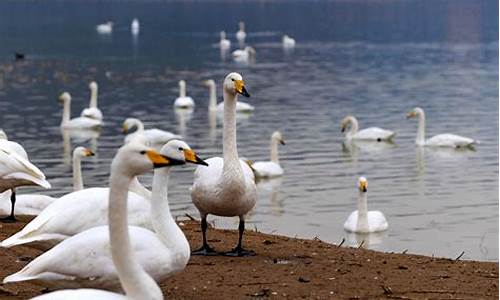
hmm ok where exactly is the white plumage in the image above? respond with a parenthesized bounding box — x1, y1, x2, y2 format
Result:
(59, 92, 101, 130)
(123, 118, 181, 149)
(219, 31, 230, 51)
(251, 131, 285, 178)
(341, 115, 395, 142)
(80, 81, 103, 121)
(173, 80, 195, 109)
(282, 35, 296, 48)
(96, 22, 113, 34)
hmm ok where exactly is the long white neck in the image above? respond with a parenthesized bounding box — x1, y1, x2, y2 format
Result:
(108, 169, 163, 300)
(270, 137, 280, 164)
(179, 82, 186, 98)
(61, 99, 71, 126)
(151, 167, 190, 266)
(416, 111, 426, 146)
(347, 116, 359, 137)
(132, 119, 144, 132)
(356, 191, 369, 231)
(208, 83, 217, 111)
(90, 86, 98, 108)
(129, 176, 152, 200)
(222, 90, 245, 190)
(72, 153, 83, 191)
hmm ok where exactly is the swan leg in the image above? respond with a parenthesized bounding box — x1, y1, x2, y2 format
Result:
(222, 217, 255, 257)
(191, 216, 217, 256)
(0, 189, 17, 223)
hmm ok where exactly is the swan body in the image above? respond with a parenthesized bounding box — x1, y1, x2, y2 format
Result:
(59, 92, 101, 130)
(80, 81, 103, 121)
(123, 118, 181, 149)
(25, 143, 175, 300)
(344, 177, 388, 233)
(131, 18, 140, 35)
(192, 73, 257, 256)
(341, 115, 395, 142)
(96, 22, 113, 34)
(173, 80, 195, 109)
(282, 35, 296, 48)
(251, 131, 285, 178)
(407, 107, 477, 148)
(236, 21, 246, 44)
(205, 79, 254, 114)
(219, 31, 230, 51)
(6, 140, 206, 291)
(232, 46, 256, 63)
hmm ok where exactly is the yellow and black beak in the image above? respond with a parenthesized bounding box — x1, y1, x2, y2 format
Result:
(280, 139, 286, 145)
(183, 149, 209, 166)
(84, 149, 95, 157)
(145, 150, 184, 168)
(235, 80, 250, 98)
(406, 111, 416, 119)
(359, 181, 367, 192)
(122, 124, 129, 134)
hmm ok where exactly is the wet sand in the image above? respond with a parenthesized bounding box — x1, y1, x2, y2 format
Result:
(0, 216, 497, 299)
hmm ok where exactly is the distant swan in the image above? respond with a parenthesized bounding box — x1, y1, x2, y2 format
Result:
(282, 35, 296, 48)
(80, 81, 103, 121)
(407, 107, 478, 148)
(251, 131, 285, 178)
(220, 31, 230, 51)
(59, 92, 101, 130)
(123, 118, 181, 149)
(341, 115, 395, 142)
(173, 80, 195, 109)
(232, 46, 256, 63)
(236, 21, 246, 45)
(205, 79, 254, 114)
(344, 177, 388, 233)
(131, 18, 140, 35)
(96, 21, 113, 34)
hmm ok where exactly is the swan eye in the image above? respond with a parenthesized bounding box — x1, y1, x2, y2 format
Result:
(231, 78, 235, 82)
(140, 151, 146, 155)
(178, 147, 183, 151)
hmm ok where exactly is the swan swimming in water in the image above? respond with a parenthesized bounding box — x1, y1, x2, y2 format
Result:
(236, 21, 246, 45)
(80, 81, 103, 121)
(59, 92, 101, 130)
(4, 140, 207, 290)
(131, 18, 140, 35)
(96, 21, 113, 34)
(122, 118, 181, 149)
(251, 131, 286, 178)
(232, 46, 256, 63)
(219, 31, 230, 51)
(282, 35, 296, 49)
(25, 143, 176, 300)
(341, 115, 395, 142)
(407, 107, 478, 148)
(173, 80, 195, 109)
(344, 177, 388, 233)
(191, 72, 257, 257)
(205, 79, 254, 114)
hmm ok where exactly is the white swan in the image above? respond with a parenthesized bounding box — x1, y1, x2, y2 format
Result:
(407, 107, 478, 148)
(236, 21, 246, 45)
(173, 80, 195, 109)
(80, 81, 103, 121)
(251, 131, 285, 178)
(219, 31, 230, 51)
(232, 46, 256, 63)
(9, 146, 94, 216)
(191, 72, 257, 257)
(282, 35, 296, 49)
(0, 136, 51, 222)
(131, 18, 140, 35)
(123, 118, 181, 149)
(59, 92, 101, 130)
(344, 177, 388, 233)
(27, 143, 170, 300)
(4, 140, 206, 290)
(341, 115, 395, 142)
(96, 21, 113, 34)
(205, 79, 254, 114)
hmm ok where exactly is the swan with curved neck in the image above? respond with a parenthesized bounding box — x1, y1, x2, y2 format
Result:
(59, 92, 101, 130)
(27, 143, 170, 300)
(407, 107, 477, 148)
(232, 46, 256, 63)
(173, 80, 195, 109)
(80, 81, 103, 121)
(344, 177, 388, 233)
(204, 79, 254, 114)
(341, 115, 395, 142)
(72, 146, 94, 191)
(192, 72, 257, 257)
(122, 118, 181, 149)
(251, 131, 286, 178)
(220, 31, 230, 51)
(3, 141, 208, 289)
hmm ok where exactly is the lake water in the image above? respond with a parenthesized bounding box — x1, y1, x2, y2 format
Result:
(0, 0, 498, 261)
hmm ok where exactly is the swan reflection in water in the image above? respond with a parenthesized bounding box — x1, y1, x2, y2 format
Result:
(256, 177, 283, 216)
(61, 128, 99, 166)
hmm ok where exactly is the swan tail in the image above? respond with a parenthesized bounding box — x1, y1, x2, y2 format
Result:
(4, 270, 75, 284)
(1, 232, 67, 248)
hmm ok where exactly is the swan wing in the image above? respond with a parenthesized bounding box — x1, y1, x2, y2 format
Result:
(144, 129, 182, 145)
(343, 211, 359, 232)
(174, 97, 195, 108)
(80, 107, 103, 121)
(354, 127, 395, 141)
(0, 144, 50, 189)
(14, 193, 57, 215)
(252, 161, 283, 178)
(235, 101, 255, 112)
(64, 117, 101, 130)
(31, 289, 125, 300)
(426, 134, 476, 147)
(367, 211, 388, 232)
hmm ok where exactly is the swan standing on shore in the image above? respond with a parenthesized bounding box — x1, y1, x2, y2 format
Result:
(341, 115, 395, 142)
(191, 73, 257, 257)
(344, 177, 388, 233)
(236, 21, 246, 46)
(205, 79, 254, 114)
(59, 92, 101, 130)
(4, 140, 207, 289)
(407, 107, 478, 148)
(123, 118, 181, 149)
(80, 81, 103, 121)
(251, 131, 286, 178)
(282, 35, 296, 49)
(131, 18, 140, 35)
(26, 143, 173, 300)
(219, 31, 230, 51)
(232, 46, 256, 63)
(173, 80, 195, 109)
(96, 22, 113, 34)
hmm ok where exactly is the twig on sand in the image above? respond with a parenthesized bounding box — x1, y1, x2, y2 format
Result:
(358, 240, 365, 248)
(184, 213, 196, 221)
(313, 236, 323, 242)
(454, 251, 465, 261)
(337, 238, 345, 248)
(401, 249, 408, 254)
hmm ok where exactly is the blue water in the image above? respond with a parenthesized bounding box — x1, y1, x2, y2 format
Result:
(0, 0, 497, 261)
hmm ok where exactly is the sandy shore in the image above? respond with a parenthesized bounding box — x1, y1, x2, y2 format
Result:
(0, 216, 497, 299)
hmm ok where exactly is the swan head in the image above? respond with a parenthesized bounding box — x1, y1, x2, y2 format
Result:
(122, 118, 141, 133)
(272, 131, 286, 145)
(179, 80, 186, 89)
(223, 72, 250, 98)
(58, 92, 71, 103)
(407, 107, 423, 119)
(340, 115, 355, 133)
(73, 146, 94, 158)
(160, 139, 208, 166)
(358, 176, 368, 193)
(203, 79, 216, 88)
(89, 81, 98, 90)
